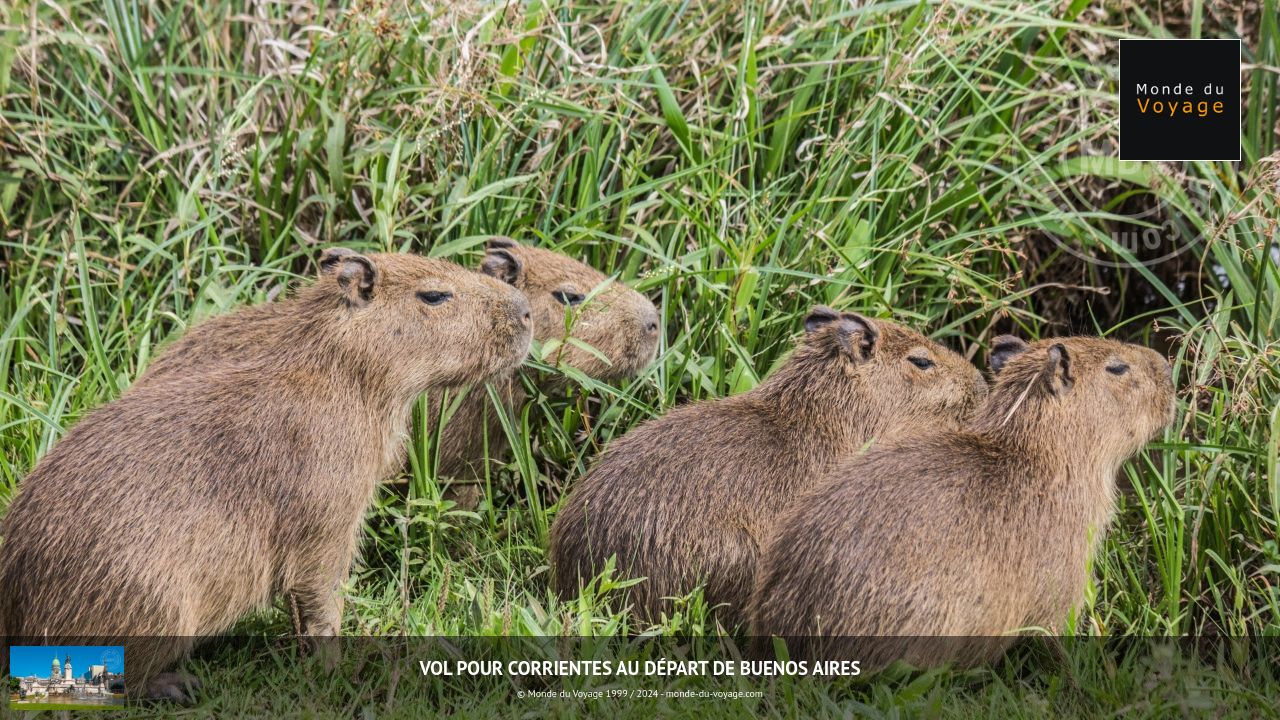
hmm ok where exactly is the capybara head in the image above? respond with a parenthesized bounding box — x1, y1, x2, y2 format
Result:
(477, 237, 660, 380)
(794, 306, 988, 430)
(984, 335, 1176, 456)
(316, 248, 532, 392)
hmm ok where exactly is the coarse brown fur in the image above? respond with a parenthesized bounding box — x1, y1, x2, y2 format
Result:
(0, 250, 532, 701)
(748, 336, 1176, 668)
(430, 238, 661, 505)
(548, 307, 988, 627)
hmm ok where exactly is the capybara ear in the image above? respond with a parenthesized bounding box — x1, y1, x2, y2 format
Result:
(481, 248, 523, 286)
(1041, 342, 1074, 395)
(319, 247, 377, 307)
(487, 235, 518, 250)
(989, 335, 1029, 374)
(803, 306, 840, 333)
(836, 312, 879, 362)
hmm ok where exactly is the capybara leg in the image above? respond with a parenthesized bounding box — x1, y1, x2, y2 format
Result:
(124, 636, 197, 702)
(294, 579, 343, 636)
(700, 529, 759, 628)
(145, 671, 202, 706)
(292, 572, 346, 670)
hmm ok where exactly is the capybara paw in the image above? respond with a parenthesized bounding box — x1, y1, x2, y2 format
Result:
(303, 634, 343, 672)
(146, 671, 202, 706)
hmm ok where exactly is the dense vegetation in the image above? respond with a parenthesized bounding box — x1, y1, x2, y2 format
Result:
(2, 0, 1278, 715)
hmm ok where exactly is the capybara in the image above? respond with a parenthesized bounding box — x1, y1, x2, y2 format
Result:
(549, 306, 988, 626)
(431, 237, 661, 506)
(0, 249, 532, 702)
(748, 336, 1175, 668)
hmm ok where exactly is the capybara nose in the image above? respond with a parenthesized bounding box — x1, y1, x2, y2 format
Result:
(514, 296, 532, 329)
(641, 307, 661, 336)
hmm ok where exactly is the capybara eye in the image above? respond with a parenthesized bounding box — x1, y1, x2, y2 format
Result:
(908, 356, 935, 370)
(553, 290, 585, 306)
(416, 290, 452, 305)
(1106, 361, 1130, 376)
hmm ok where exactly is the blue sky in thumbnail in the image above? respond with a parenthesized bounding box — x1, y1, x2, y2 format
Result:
(8, 646, 124, 678)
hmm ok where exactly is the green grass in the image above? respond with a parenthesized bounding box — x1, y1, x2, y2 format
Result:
(2, 0, 1279, 716)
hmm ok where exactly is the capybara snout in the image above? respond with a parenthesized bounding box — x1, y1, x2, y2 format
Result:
(478, 274, 534, 373)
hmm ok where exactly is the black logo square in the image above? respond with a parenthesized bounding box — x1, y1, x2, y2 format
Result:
(1119, 39, 1240, 161)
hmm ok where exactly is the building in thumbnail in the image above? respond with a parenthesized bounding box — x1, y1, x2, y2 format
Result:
(15, 654, 119, 699)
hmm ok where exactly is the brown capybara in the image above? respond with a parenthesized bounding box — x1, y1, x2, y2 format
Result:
(139, 237, 662, 509)
(748, 336, 1176, 668)
(431, 237, 661, 506)
(0, 249, 532, 702)
(548, 306, 988, 627)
